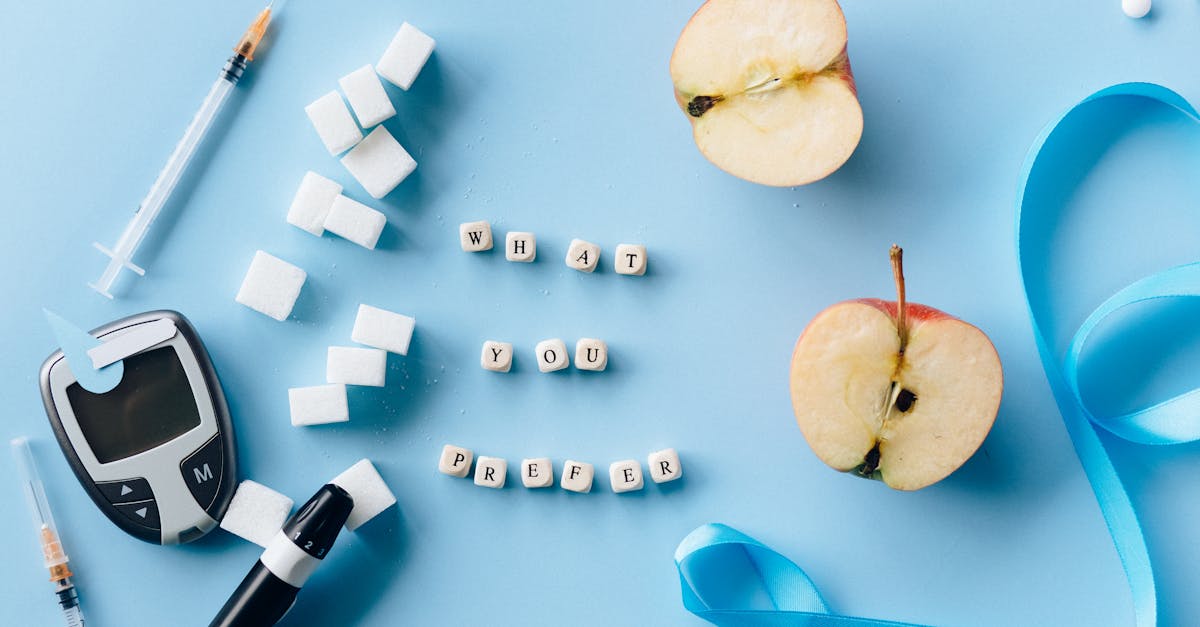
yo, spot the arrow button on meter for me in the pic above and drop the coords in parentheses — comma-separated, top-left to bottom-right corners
(97, 477, 153, 504)
(114, 498, 160, 530)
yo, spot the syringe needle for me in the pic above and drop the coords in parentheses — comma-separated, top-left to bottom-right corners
(89, 5, 278, 299)
(12, 437, 86, 627)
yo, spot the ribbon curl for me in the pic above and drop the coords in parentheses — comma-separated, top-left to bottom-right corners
(1016, 81, 1200, 626)
(675, 523, 925, 626)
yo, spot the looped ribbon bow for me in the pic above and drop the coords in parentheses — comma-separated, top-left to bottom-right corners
(675, 523, 924, 626)
(677, 83, 1200, 626)
(1016, 81, 1200, 626)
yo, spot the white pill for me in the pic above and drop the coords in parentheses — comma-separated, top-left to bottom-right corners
(1122, 0, 1151, 18)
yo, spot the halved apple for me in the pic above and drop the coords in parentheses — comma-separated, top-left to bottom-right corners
(789, 246, 1003, 490)
(669, 0, 864, 187)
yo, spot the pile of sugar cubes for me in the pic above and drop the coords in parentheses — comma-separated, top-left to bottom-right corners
(459, 220, 648, 276)
(235, 22, 437, 322)
(290, 304, 416, 426)
(220, 458, 397, 546)
(305, 22, 433, 198)
(439, 445, 682, 493)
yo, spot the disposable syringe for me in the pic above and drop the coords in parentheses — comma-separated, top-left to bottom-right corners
(90, 2, 279, 298)
(11, 437, 85, 627)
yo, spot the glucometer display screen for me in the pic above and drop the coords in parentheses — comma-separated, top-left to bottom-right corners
(66, 347, 202, 464)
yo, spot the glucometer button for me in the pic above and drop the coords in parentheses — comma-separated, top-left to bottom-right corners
(115, 498, 161, 530)
(181, 434, 223, 510)
(97, 478, 153, 504)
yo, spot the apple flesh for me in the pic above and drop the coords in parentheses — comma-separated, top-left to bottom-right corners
(789, 247, 1002, 490)
(669, 0, 863, 187)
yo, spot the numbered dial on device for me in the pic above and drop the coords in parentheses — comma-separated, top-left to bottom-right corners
(282, 484, 354, 559)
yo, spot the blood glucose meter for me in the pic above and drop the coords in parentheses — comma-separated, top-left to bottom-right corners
(39, 311, 237, 545)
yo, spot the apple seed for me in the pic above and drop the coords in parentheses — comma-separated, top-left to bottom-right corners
(895, 388, 917, 413)
(687, 95, 724, 117)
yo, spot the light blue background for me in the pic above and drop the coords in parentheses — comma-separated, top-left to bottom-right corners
(2, 1, 1199, 625)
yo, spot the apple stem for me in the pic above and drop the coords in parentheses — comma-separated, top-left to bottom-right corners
(890, 244, 908, 355)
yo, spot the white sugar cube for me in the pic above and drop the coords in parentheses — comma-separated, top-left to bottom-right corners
(574, 338, 608, 371)
(338, 64, 396, 128)
(352, 304, 416, 355)
(474, 456, 507, 489)
(326, 346, 387, 387)
(481, 340, 513, 373)
(521, 458, 554, 489)
(535, 339, 569, 373)
(330, 459, 397, 531)
(505, 232, 536, 262)
(459, 221, 493, 252)
(648, 448, 683, 484)
(235, 251, 307, 321)
(614, 244, 647, 276)
(438, 445, 473, 478)
(560, 460, 594, 493)
(286, 171, 342, 236)
(377, 22, 435, 91)
(341, 126, 416, 199)
(305, 91, 362, 155)
(288, 384, 349, 426)
(565, 239, 600, 273)
(324, 195, 386, 250)
(609, 460, 644, 494)
(220, 480, 294, 547)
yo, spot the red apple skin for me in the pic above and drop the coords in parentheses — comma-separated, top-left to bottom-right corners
(852, 298, 954, 324)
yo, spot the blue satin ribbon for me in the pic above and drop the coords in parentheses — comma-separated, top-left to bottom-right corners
(1016, 82, 1200, 626)
(675, 523, 925, 626)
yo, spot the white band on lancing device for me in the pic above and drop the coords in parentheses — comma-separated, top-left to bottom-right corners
(260, 531, 321, 588)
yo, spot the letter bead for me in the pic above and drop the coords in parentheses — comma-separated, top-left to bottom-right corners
(609, 460, 644, 493)
(614, 244, 647, 276)
(535, 338, 569, 373)
(459, 220, 493, 252)
(560, 460, 594, 493)
(506, 231, 536, 262)
(574, 338, 608, 371)
(648, 448, 682, 484)
(474, 456, 507, 489)
(438, 445, 474, 478)
(565, 238, 600, 273)
(521, 457, 554, 488)
(481, 340, 513, 373)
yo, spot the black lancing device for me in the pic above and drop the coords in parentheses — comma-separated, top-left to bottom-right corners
(210, 484, 355, 627)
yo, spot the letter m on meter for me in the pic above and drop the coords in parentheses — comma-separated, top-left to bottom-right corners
(193, 463, 214, 484)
